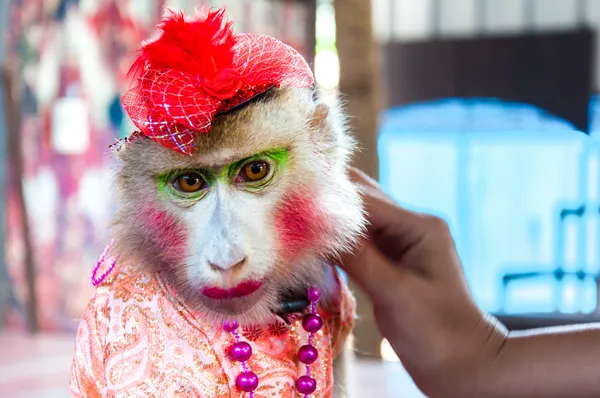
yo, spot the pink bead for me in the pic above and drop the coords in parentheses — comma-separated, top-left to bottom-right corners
(236, 371, 259, 392)
(307, 287, 321, 302)
(296, 375, 317, 395)
(302, 314, 323, 333)
(231, 341, 252, 362)
(224, 320, 239, 332)
(297, 344, 319, 364)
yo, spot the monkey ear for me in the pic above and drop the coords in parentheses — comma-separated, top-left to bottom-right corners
(309, 103, 338, 149)
(310, 103, 329, 130)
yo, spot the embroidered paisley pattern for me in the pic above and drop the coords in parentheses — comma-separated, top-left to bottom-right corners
(69, 261, 355, 397)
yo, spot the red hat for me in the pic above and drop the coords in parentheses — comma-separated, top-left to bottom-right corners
(121, 8, 315, 155)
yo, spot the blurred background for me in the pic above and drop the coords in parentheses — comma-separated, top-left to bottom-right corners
(1, 0, 600, 397)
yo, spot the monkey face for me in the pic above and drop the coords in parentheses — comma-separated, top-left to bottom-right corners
(111, 87, 365, 324)
(153, 148, 299, 315)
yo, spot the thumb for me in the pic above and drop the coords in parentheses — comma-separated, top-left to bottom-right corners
(339, 240, 406, 305)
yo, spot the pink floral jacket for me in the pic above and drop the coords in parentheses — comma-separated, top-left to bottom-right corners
(69, 260, 355, 397)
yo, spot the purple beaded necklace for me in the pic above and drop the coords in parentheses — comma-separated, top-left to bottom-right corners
(224, 286, 323, 397)
(90, 246, 322, 396)
(90, 241, 118, 287)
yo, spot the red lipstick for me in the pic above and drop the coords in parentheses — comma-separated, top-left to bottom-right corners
(201, 281, 263, 300)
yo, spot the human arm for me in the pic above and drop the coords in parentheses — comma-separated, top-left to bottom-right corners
(457, 324, 600, 398)
(339, 167, 600, 398)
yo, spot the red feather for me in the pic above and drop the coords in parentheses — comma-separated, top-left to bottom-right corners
(128, 8, 237, 81)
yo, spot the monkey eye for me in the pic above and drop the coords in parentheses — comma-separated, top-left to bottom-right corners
(237, 160, 270, 183)
(173, 172, 207, 193)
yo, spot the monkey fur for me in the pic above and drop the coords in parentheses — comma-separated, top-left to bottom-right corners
(110, 86, 365, 326)
(71, 85, 365, 397)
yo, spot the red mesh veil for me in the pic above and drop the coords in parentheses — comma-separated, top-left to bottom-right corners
(121, 8, 315, 155)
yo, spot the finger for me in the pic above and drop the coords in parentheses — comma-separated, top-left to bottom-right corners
(348, 167, 426, 229)
(348, 168, 397, 207)
(339, 239, 409, 305)
(360, 184, 425, 236)
(348, 167, 379, 189)
(348, 168, 443, 274)
(397, 218, 465, 282)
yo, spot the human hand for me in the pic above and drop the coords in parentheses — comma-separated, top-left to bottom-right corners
(340, 168, 507, 397)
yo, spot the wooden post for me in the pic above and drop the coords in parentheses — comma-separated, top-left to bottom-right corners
(2, 67, 39, 333)
(305, 0, 317, 73)
(0, 0, 9, 331)
(334, 0, 380, 178)
(0, 80, 6, 330)
(333, 0, 383, 358)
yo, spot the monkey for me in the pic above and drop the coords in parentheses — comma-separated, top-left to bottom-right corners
(70, 8, 365, 397)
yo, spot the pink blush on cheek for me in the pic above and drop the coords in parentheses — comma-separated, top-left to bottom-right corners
(275, 192, 326, 257)
(138, 206, 188, 264)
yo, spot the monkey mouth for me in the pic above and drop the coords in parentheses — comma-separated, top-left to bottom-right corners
(201, 280, 264, 300)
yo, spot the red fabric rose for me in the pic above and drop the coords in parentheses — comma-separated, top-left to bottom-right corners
(202, 68, 243, 100)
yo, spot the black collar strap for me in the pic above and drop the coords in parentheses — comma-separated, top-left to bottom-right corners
(274, 291, 310, 324)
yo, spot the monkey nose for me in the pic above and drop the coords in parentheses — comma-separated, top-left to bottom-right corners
(208, 257, 246, 273)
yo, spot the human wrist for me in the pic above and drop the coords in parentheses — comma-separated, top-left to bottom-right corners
(425, 314, 509, 398)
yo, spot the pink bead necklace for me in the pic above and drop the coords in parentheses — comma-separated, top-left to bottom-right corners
(224, 287, 323, 397)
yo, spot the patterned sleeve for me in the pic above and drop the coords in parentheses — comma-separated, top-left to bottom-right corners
(324, 268, 357, 359)
(69, 291, 110, 397)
